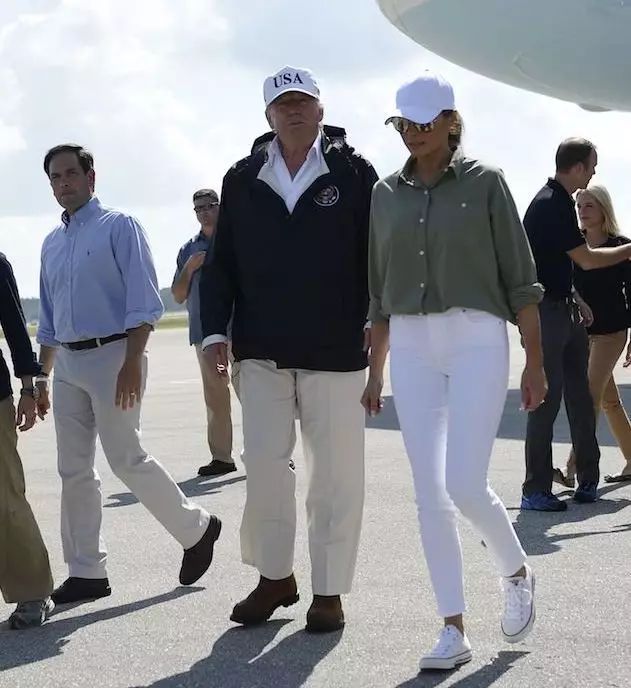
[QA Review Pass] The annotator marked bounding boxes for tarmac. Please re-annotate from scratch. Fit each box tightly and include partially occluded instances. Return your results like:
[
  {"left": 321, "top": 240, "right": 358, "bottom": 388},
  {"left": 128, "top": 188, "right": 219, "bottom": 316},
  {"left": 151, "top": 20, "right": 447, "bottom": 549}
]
[{"left": 2, "top": 326, "right": 631, "bottom": 688}]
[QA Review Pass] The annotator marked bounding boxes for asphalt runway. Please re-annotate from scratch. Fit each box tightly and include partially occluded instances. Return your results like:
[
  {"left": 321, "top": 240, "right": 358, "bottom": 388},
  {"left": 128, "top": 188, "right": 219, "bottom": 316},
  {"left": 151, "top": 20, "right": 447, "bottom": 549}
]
[{"left": 2, "top": 326, "right": 631, "bottom": 687}]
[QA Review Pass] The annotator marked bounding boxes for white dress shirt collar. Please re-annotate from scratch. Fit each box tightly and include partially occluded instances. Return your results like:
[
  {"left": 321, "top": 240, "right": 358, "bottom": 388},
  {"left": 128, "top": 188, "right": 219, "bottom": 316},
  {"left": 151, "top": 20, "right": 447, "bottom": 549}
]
[{"left": 258, "top": 129, "right": 330, "bottom": 213}]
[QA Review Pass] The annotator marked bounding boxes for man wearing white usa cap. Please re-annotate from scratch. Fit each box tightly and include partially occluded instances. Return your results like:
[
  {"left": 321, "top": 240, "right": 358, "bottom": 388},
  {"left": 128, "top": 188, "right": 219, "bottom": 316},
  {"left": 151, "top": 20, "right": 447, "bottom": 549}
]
[
  {"left": 199, "top": 65, "right": 378, "bottom": 633},
  {"left": 263, "top": 65, "right": 321, "bottom": 104}
]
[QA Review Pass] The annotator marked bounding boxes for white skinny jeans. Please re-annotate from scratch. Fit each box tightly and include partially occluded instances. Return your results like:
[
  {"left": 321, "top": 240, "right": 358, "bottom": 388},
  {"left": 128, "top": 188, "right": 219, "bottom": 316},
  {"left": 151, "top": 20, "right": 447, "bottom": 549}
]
[{"left": 389, "top": 309, "right": 527, "bottom": 618}]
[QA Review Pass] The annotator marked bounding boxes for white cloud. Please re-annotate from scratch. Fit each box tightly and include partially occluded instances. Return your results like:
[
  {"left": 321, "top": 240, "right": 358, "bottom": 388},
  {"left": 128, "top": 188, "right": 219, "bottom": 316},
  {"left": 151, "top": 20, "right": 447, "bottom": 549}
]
[
  {"left": 0, "top": 118, "right": 26, "bottom": 155},
  {"left": 0, "top": 0, "right": 630, "bottom": 299}
]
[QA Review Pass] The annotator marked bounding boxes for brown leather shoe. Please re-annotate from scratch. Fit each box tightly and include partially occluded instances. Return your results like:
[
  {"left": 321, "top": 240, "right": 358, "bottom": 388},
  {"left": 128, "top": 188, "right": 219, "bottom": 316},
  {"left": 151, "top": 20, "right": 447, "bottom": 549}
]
[
  {"left": 305, "top": 595, "right": 345, "bottom": 633},
  {"left": 230, "top": 574, "right": 299, "bottom": 625}
]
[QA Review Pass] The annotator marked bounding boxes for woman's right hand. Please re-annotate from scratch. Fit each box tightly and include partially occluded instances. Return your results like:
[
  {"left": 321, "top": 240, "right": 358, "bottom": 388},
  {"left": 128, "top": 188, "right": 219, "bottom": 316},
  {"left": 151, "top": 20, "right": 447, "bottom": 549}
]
[{"left": 361, "top": 376, "right": 384, "bottom": 416}]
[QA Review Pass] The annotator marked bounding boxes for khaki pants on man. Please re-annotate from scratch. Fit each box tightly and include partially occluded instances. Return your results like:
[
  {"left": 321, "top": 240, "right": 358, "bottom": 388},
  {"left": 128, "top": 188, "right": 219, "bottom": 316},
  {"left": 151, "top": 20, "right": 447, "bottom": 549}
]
[
  {"left": 239, "top": 359, "right": 366, "bottom": 596},
  {"left": 53, "top": 339, "right": 210, "bottom": 579},
  {"left": 0, "top": 396, "right": 54, "bottom": 604},
  {"left": 195, "top": 344, "right": 236, "bottom": 464}
]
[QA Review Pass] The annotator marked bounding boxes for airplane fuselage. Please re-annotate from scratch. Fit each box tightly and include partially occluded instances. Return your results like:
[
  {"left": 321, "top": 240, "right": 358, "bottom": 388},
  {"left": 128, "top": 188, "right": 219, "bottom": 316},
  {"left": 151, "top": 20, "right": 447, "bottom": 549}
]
[{"left": 377, "top": 0, "right": 631, "bottom": 112}]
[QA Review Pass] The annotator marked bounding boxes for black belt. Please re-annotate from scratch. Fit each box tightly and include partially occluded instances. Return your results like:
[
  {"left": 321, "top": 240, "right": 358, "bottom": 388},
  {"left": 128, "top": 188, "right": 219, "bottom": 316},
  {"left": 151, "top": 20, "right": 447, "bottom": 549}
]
[{"left": 61, "top": 333, "right": 128, "bottom": 351}]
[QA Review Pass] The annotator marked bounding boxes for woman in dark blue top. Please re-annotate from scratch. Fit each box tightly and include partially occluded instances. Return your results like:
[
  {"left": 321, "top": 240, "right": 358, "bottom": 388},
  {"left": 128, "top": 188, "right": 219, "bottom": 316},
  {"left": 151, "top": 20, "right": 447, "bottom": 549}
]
[{"left": 555, "top": 185, "right": 631, "bottom": 486}]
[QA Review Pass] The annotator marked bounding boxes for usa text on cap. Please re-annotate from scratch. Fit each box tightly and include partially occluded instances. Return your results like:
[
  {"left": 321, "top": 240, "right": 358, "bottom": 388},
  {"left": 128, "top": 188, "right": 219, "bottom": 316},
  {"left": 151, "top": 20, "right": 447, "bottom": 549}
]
[
  {"left": 385, "top": 70, "right": 455, "bottom": 126},
  {"left": 264, "top": 66, "right": 320, "bottom": 107}
]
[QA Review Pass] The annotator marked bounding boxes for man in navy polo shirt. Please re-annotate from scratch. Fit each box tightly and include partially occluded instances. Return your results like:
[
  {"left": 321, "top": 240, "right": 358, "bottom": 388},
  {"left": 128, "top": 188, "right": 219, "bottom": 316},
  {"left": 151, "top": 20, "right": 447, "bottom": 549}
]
[
  {"left": 522, "top": 138, "right": 631, "bottom": 510},
  {"left": 172, "top": 189, "right": 237, "bottom": 477}
]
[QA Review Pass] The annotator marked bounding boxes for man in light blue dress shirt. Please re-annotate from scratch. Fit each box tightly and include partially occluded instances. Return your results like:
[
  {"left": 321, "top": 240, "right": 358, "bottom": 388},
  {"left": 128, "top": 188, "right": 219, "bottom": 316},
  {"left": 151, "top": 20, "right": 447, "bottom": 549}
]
[{"left": 35, "top": 144, "right": 222, "bottom": 605}]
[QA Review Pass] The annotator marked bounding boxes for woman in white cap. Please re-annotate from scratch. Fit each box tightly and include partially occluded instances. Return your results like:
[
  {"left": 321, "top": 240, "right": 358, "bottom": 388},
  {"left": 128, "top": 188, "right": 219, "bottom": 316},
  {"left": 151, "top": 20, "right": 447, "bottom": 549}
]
[{"left": 362, "top": 70, "right": 546, "bottom": 670}]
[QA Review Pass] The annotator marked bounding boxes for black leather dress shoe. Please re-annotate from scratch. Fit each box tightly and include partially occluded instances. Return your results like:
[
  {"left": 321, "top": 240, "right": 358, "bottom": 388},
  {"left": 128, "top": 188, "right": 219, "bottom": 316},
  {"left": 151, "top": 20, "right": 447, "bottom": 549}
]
[
  {"left": 179, "top": 515, "right": 222, "bottom": 585},
  {"left": 51, "top": 577, "right": 112, "bottom": 605},
  {"left": 197, "top": 460, "right": 237, "bottom": 477}
]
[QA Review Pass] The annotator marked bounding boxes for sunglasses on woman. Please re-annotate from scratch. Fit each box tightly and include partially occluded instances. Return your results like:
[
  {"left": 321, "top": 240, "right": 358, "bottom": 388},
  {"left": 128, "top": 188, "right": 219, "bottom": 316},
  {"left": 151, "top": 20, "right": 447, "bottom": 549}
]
[{"left": 387, "top": 113, "right": 444, "bottom": 134}]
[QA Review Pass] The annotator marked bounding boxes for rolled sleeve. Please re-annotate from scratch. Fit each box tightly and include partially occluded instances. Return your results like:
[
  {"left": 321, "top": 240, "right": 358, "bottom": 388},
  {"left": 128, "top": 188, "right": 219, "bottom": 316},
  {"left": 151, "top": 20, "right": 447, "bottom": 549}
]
[
  {"left": 489, "top": 170, "right": 544, "bottom": 316},
  {"left": 201, "top": 334, "right": 229, "bottom": 350},
  {"left": 367, "top": 187, "right": 390, "bottom": 324},
  {"left": 36, "top": 252, "right": 59, "bottom": 348},
  {"left": 114, "top": 216, "right": 165, "bottom": 330},
  {"left": 367, "top": 298, "right": 388, "bottom": 324}
]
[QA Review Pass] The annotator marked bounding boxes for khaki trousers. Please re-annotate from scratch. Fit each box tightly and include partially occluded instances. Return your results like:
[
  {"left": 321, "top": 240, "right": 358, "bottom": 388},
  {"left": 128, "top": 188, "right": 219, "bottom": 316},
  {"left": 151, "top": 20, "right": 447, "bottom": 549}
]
[
  {"left": 195, "top": 344, "right": 234, "bottom": 463},
  {"left": 238, "top": 359, "right": 366, "bottom": 596},
  {"left": 568, "top": 330, "right": 631, "bottom": 468},
  {"left": 0, "top": 396, "right": 54, "bottom": 603},
  {"left": 53, "top": 339, "right": 210, "bottom": 579}
]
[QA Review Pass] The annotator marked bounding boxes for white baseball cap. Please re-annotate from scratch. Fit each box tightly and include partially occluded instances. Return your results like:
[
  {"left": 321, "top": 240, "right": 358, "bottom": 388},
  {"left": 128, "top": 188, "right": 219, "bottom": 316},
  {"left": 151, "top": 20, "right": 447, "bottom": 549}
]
[
  {"left": 263, "top": 66, "right": 320, "bottom": 107},
  {"left": 385, "top": 70, "right": 455, "bottom": 126}
]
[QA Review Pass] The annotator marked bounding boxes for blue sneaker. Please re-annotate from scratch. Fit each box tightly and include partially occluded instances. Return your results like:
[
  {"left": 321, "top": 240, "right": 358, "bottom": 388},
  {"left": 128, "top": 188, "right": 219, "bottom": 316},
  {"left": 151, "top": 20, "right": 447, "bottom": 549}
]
[
  {"left": 521, "top": 492, "right": 568, "bottom": 512},
  {"left": 574, "top": 482, "right": 598, "bottom": 503}
]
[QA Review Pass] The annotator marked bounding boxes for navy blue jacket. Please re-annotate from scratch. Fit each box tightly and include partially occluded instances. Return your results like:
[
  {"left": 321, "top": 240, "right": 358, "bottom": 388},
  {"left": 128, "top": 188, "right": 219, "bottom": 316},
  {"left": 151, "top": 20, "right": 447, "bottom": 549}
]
[{"left": 199, "top": 126, "right": 378, "bottom": 372}]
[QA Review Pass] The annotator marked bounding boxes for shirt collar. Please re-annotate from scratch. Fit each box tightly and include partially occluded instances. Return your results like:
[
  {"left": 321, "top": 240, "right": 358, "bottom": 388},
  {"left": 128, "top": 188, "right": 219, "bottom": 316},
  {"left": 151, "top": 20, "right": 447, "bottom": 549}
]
[
  {"left": 267, "top": 130, "right": 323, "bottom": 167},
  {"left": 398, "top": 146, "right": 465, "bottom": 187},
  {"left": 196, "top": 229, "right": 213, "bottom": 243},
  {"left": 546, "top": 177, "right": 575, "bottom": 204},
  {"left": 61, "top": 195, "right": 102, "bottom": 227}
]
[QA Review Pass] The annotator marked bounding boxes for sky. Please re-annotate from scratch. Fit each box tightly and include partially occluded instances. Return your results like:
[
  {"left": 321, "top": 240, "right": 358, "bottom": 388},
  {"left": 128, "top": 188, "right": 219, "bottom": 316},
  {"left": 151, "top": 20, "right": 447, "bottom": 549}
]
[{"left": 1, "top": 0, "right": 630, "bottom": 298}]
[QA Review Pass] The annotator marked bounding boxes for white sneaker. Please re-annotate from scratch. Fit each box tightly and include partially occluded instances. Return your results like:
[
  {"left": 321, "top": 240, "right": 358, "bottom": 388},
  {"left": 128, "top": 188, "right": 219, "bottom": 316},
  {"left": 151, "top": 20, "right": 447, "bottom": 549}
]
[
  {"left": 501, "top": 564, "right": 536, "bottom": 643},
  {"left": 419, "top": 625, "right": 473, "bottom": 671}
]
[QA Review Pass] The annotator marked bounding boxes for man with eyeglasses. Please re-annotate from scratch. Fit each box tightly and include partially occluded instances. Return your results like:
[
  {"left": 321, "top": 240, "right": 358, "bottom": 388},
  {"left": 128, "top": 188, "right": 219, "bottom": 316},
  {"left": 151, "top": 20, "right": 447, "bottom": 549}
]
[{"left": 172, "top": 189, "right": 237, "bottom": 477}]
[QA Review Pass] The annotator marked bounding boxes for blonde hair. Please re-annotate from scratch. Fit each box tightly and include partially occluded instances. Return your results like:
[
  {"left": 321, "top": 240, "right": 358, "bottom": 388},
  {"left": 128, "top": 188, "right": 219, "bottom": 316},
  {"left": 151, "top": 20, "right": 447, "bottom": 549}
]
[
  {"left": 576, "top": 184, "right": 621, "bottom": 236},
  {"left": 447, "top": 111, "right": 464, "bottom": 150}
]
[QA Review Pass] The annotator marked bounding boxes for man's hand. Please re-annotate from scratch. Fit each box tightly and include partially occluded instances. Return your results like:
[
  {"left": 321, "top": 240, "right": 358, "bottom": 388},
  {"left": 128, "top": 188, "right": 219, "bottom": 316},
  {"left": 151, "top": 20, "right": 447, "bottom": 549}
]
[
  {"left": 203, "top": 342, "right": 229, "bottom": 378},
  {"left": 36, "top": 381, "right": 50, "bottom": 419},
  {"left": 521, "top": 364, "right": 548, "bottom": 412},
  {"left": 16, "top": 394, "right": 37, "bottom": 432},
  {"left": 115, "top": 357, "right": 143, "bottom": 410},
  {"left": 623, "top": 341, "right": 631, "bottom": 368},
  {"left": 576, "top": 298, "right": 594, "bottom": 327},
  {"left": 186, "top": 251, "right": 206, "bottom": 274}
]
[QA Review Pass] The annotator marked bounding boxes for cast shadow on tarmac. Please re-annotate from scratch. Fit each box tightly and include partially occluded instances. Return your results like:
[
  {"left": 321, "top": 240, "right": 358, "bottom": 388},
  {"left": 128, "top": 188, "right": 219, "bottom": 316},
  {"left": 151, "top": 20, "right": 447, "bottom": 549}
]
[
  {"left": 396, "top": 649, "right": 529, "bottom": 687},
  {"left": 128, "top": 624, "right": 528, "bottom": 687},
  {"left": 369, "top": 388, "right": 631, "bottom": 563},
  {"left": 512, "top": 480, "right": 631, "bottom": 557},
  {"left": 130, "top": 619, "right": 341, "bottom": 688},
  {"left": 0, "top": 587, "right": 203, "bottom": 673},
  {"left": 105, "top": 474, "right": 246, "bottom": 508},
  {"left": 367, "top": 385, "right": 631, "bottom": 449}
]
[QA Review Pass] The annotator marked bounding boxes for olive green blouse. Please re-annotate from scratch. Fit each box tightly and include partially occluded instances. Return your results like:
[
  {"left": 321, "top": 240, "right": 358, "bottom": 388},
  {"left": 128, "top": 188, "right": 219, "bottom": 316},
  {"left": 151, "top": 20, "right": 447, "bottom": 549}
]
[{"left": 368, "top": 148, "right": 544, "bottom": 325}]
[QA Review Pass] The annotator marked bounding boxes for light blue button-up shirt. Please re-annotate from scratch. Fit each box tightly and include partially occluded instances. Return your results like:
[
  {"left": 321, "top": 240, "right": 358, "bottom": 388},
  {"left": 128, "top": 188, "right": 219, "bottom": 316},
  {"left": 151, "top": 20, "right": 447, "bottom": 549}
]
[
  {"left": 37, "top": 196, "right": 165, "bottom": 347},
  {"left": 173, "top": 231, "right": 213, "bottom": 346}
]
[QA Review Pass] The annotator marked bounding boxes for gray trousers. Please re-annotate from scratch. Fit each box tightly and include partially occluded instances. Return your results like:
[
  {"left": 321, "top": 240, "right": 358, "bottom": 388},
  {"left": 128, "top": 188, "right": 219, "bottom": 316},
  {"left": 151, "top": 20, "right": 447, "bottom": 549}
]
[{"left": 523, "top": 297, "right": 600, "bottom": 495}]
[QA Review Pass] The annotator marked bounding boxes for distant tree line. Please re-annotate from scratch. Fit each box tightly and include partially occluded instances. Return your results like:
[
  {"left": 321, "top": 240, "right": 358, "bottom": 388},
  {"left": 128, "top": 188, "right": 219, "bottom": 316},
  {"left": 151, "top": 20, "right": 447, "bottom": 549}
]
[{"left": 20, "top": 288, "right": 185, "bottom": 324}]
